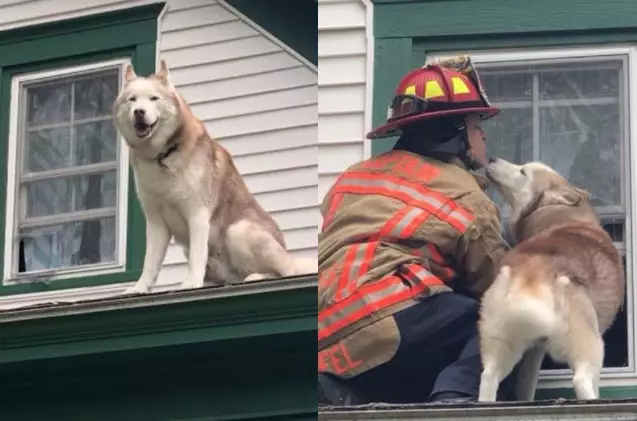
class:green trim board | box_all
[0,276,317,420]
[0,4,164,295]
[370,0,637,157]
[0,275,317,364]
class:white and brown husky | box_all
[478,157,625,402]
[113,60,317,294]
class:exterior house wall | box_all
[318,0,373,226]
[0,0,318,308]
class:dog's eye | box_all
[150,96,160,102]
[520,168,527,176]
[128,96,137,102]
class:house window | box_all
[4,60,129,282]
[0,3,164,296]
[432,48,635,382]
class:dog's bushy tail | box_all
[293,257,318,276]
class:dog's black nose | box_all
[488,156,498,164]
[134,108,145,118]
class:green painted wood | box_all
[0,333,317,420]
[0,5,163,295]
[0,276,317,363]
[370,37,413,157]
[226,0,317,66]
[375,0,637,39]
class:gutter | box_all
[319,399,637,421]
[0,275,318,323]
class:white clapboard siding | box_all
[318,0,372,227]
[0,0,318,306]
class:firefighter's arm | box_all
[455,195,510,297]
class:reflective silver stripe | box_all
[340,178,445,210]
[449,209,472,226]
[390,207,427,237]
[319,297,366,332]
[320,266,438,335]
[348,244,370,285]
[412,266,433,281]
[339,177,471,230]
[319,277,409,332]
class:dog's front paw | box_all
[244,273,272,282]
[123,283,151,295]
[181,279,203,290]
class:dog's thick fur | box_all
[113,60,317,294]
[478,157,625,402]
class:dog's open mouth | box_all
[134,121,156,138]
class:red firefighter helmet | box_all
[366,56,500,140]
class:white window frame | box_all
[430,45,637,389]
[3,58,131,285]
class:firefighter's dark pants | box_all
[319,291,520,404]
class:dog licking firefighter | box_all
[478,158,625,402]
[318,55,625,405]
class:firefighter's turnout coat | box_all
[318,149,510,378]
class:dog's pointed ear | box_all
[124,64,137,84]
[156,59,170,85]
[545,186,589,206]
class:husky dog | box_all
[112,60,317,294]
[478,157,625,402]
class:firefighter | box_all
[318,56,516,405]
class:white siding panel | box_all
[318,0,371,234]
[243,166,317,194]
[319,55,366,85]
[319,142,363,175]
[178,68,316,104]
[169,52,301,85]
[319,84,366,114]
[203,104,317,138]
[0,0,318,307]
[158,1,318,274]
[319,112,365,144]
[319,29,366,57]
[162,4,235,32]
[161,20,258,51]
[219,124,315,156]
[318,0,366,30]
[162,35,281,67]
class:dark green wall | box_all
[227,0,317,66]
[0,332,316,421]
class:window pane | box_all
[479,57,628,370]
[482,108,534,209]
[482,73,533,102]
[18,217,116,272]
[27,81,72,126]
[540,104,621,207]
[540,67,620,100]
[24,171,117,218]
[26,127,71,172]
[74,121,118,165]
[73,71,119,120]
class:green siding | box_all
[0,4,164,295]
[370,0,637,398]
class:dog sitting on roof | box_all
[112,60,317,294]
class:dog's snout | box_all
[488,156,498,164]
[134,108,146,119]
